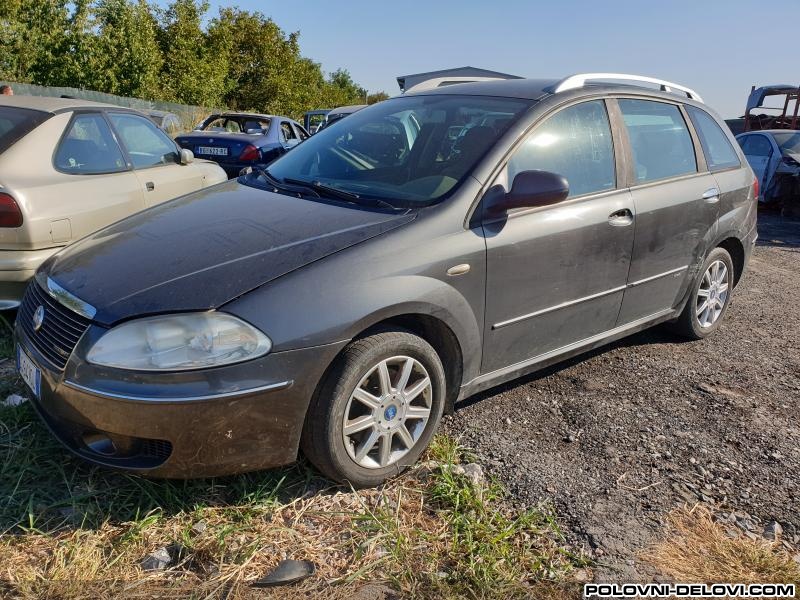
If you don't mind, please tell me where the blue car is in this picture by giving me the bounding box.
[176,112,309,178]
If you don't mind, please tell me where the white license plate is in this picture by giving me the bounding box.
[197,146,228,156]
[17,345,41,399]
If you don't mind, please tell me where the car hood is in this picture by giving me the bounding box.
[44,180,415,326]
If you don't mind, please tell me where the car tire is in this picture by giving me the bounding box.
[301,330,446,487]
[671,247,735,340]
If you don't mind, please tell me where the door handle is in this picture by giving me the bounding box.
[608,208,634,226]
[145,181,155,192]
[702,187,720,203]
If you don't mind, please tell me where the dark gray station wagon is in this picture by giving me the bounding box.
[16,73,757,486]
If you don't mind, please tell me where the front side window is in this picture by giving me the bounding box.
[619,99,697,183]
[294,123,309,140]
[262,95,532,206]
[54,113,126,174]
[507,100,615,198]
[108,113,178,169]
[280,122,297,142]
[686,106,740,171]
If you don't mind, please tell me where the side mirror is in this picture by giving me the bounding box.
[488,170,569,214]
[179,148,194,165]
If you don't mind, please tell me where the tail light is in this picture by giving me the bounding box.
[239,145,260,161]
[752,176,759,200]
[0,193,23,227]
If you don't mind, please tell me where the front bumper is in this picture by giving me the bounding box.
[16,321,346,478]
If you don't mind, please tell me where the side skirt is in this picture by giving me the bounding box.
[457,308,678,401]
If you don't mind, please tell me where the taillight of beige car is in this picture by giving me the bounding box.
[0,96,227,308]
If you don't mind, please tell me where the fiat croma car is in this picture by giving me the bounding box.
[16,74,757,487]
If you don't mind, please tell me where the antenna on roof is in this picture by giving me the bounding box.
[553,73,703,103]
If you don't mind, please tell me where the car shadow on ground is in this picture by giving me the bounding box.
[755,210,800,249]
[455,325,687,412]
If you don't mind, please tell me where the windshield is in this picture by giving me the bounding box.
[774,132,800,155]
[0,106,50,154]
[260,95,531,206]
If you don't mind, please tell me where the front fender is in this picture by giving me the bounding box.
[225,261,485,385]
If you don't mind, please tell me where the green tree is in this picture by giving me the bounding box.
[94,0,162,99]
[157,0,227,106]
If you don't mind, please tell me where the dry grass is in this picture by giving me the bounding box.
[0,388,583,600]
[642,505,800,586]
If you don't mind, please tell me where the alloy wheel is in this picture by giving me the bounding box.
[342,355,433,469]
[696,259,729,328]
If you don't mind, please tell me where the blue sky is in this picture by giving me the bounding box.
[191,0,797,118]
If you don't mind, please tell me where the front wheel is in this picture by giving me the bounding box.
[671,247,735,339]
[301,331,446,487]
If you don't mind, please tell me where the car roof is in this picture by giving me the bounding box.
[0,95,125,113]
[215,112,276,120]
[405,77,708,107]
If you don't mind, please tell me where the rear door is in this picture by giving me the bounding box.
[686,106,753,239]
[108,112,204,207]
[481,99,635,373]
[615,98,718,324]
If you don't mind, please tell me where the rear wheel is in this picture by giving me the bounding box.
[301,331,446,487]
[671,247,734,339]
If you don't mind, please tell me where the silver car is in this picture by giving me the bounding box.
[736,130,800,204]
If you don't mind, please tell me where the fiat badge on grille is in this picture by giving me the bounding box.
[32,305,45,331]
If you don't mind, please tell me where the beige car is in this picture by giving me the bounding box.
[0,97,226,308]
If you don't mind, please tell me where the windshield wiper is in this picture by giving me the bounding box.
[245,168,327,199]
[281,177,398,210]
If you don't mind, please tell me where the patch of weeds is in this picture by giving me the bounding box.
[642,505,800,586]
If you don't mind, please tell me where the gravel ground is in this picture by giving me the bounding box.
[444,211,800,581]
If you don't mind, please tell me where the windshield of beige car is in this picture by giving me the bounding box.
[253,95,532,206]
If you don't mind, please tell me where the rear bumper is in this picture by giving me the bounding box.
[16,321,347,478]
[0,247,61,308]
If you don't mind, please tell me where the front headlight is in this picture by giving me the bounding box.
[86,312,272,371]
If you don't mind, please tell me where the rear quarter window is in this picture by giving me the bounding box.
[686,106,741,171]
[0,106,51,155]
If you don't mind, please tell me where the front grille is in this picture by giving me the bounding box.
[18,281,91,370]
[141,439,173,460]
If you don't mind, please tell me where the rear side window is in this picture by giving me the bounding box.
[0,107,50,155]
[508,100,616,198]
[54,113,127,174]
[618,99,697,183]
[109,113,179,168]
[686,107,740,171]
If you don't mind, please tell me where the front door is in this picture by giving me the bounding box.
[107,112,204,207]
[481,100,635,373]
[614,99,719,324]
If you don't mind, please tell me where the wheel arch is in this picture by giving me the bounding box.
[354,313,464,415]
[716,235,745,286]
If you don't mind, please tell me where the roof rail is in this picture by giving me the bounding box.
[553,73,703,103]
